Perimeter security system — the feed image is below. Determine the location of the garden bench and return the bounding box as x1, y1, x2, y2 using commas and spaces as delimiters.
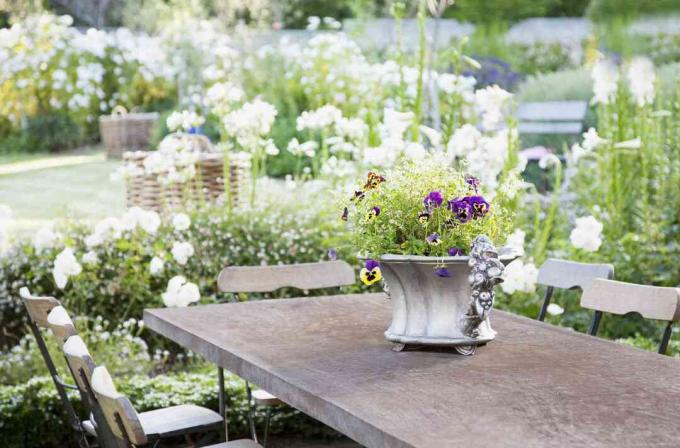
216, 260, 356, 447
517, 100, 588, 135
536, 258, 614, 321
582, 279, 680, 354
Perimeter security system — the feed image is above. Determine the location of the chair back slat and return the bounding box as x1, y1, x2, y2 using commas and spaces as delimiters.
581, 279, 680, 322
47, 306, 79, 345
538, 259, 614, 290
91, 366, 147, 446
217, 260, 355, 293
20, 288, 61, 328
63, 336, 96, 393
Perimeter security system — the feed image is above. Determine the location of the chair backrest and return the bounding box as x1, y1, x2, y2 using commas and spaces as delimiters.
517, 101, 588, 135
63, 335, 96, 396
581, 279, 680, 322
47, 305, 79, 345
217, 260, 355, 293
90, 365, 147, 446
20, 287, 61, 328
538, 259, 614, 290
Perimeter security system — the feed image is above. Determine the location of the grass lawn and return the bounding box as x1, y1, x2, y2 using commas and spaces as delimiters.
0, 149, 125, 237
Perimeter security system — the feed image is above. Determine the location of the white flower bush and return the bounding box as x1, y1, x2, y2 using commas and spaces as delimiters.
501, 260, 539, 295
171, 241, 195, 266
162, 276, 200, 307
52, 247, 82, 289
570, 216, 603, 252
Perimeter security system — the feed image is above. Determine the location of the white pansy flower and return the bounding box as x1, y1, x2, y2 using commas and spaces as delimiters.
547, 303, 565, 316
162, 276, 200, 307
627, 57, 655, 107
53, 247, 82, 289
33, 224, 59, 253
570, 216, 603, 252
171, 241, 195, 265
149, 256, 165, 276
501, 260, 539, 294
172, 213, 191, 231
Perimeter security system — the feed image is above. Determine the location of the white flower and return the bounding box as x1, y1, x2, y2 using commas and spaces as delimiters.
82, 250, 99, 266
33, 224, 59, 253
614, 137, 642, 149
569, 143, 589, 164
403, 142, 427, 161
475, 85, 512, 131
505, 229, 526, 257
162, 275, 200, 307
166, 110, 205, 133
582, 127, 607, 151
223, 100, 277, 148
306, 16, 321, 31
53, 247, 82, 289
171, 241, 195, 265
296, 104, 342, 131
547, 303, 565, 316
570, 216, 603, 252
149, 256, 165, 276
627, 57, 655, 107
264, 140, 280, 156
137, 209, 161, 234
501, 260, 539, 294
172, 213, 191, 231
591, 58, 619, 105
538, 153, 561, 170
447, 124, 481, 158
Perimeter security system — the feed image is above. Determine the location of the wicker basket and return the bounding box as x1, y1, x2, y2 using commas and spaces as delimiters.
123, 149, 251, 212
100, 106, 159, 158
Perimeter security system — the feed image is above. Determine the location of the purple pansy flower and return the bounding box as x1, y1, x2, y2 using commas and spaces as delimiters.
466, 176, 480, 193
448, 247, 464, 256
328, 248, 338, 261
423, 191, 444, 208
365, 259, 380, 271
366, 206, 381, 221
426, 232, 441, 245
447, 198, 473, 223
464, 195, 490, 218
435, 267, 451, 277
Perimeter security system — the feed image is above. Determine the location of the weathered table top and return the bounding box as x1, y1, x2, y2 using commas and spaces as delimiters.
144, 293, 680, 448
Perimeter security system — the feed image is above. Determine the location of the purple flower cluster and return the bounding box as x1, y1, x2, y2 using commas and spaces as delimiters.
447, 195, 490, 223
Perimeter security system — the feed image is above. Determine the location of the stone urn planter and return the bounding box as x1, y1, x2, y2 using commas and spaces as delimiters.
380, 236, 516, 355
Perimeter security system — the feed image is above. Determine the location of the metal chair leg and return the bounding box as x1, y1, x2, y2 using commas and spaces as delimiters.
537, 286, 554, 321
218, 367, 228, 441
659, 321, 673, 355
245, 381, 258, 443
262, 407, 272, 448
587, 310, 603, 336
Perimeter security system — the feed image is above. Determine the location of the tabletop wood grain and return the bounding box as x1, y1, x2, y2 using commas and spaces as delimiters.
144, 294, 680, 448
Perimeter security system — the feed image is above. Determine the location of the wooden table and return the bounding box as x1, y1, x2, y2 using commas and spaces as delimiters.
144, 293, 680, 448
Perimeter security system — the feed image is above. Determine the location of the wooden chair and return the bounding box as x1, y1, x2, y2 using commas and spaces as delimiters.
216, 261, 355, 446
517, 101, 588, 135
86, 361, 243, 447
19, 287, 91, 448
581, 279, 680, 355
536, 259, 614, 322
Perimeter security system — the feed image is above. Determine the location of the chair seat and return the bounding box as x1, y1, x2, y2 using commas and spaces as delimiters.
205, 440, 262, 447
252, 388, 283, 406
139, 404, 223, 437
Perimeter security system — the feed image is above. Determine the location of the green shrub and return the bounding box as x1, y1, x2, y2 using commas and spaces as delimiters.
0, 369, 337, 448
587, 0, 680, 21
446, 0, 589, 23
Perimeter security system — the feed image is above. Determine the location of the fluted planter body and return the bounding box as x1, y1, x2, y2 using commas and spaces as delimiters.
381, 256, 496, 347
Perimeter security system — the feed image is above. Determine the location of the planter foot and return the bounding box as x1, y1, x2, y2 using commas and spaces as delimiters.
392, 343, 407, 352
454, 345, 476, 356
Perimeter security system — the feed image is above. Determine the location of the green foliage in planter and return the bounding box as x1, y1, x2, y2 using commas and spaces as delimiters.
0, 369, 336, 448
344, 156, 514, 257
